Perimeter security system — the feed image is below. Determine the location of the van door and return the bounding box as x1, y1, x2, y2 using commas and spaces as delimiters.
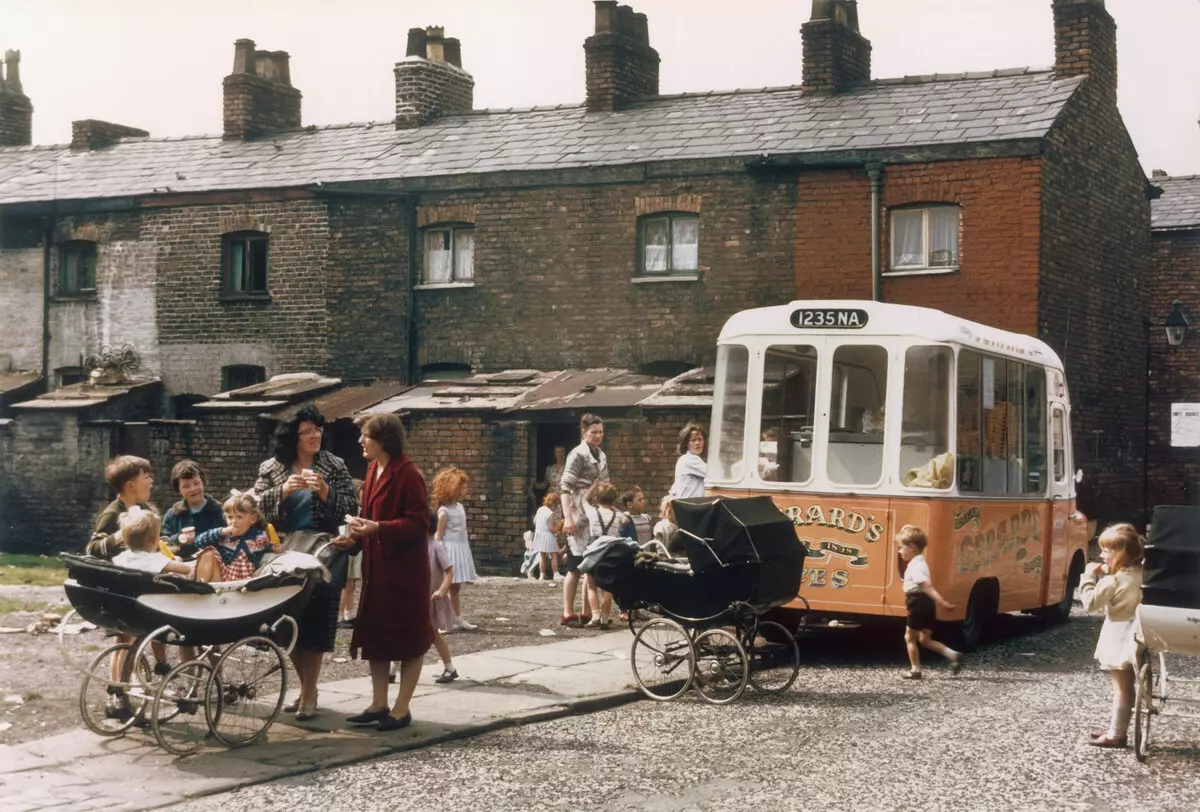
1044, 402, 1073, 606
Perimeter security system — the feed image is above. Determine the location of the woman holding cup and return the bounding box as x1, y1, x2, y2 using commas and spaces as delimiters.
254, 405, 359, 721
161, 460, 224, 556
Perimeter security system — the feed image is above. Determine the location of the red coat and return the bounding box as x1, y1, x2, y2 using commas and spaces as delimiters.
350, 454, 434, 662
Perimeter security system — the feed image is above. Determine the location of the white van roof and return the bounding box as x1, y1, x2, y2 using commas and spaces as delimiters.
718, 300, 1064, 371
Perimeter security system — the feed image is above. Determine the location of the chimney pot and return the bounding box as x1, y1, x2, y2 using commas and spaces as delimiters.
444, 37, 463, 68
232, 38, 256, 74
1151, 169, 1168, 179
632, 12, 649, 46
405, 28, 427, 57
425, 27, 446, 63
594, 0, 618, 34
223, 39, 301, 140
0, 48, 32, 146
3, 50, 22, 94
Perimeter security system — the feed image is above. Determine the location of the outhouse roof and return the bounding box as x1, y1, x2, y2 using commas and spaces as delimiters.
1151, 176, 1200, 231
0, 69, 1083, 205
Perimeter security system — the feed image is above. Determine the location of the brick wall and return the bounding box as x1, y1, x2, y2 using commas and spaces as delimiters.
70, 120, 149, 151
394, 60, 474, 129
584, 32, 659, 112
1147, 232, 1200, 508
147, 411, 273, 503
795, 157, 1042, 333
0, 246, 44, 371
801, 18, 872, 93
223, 73, 301, 141
1039, 69, 1150, 525
150, 199, 331, 394
412, 175, 797, 373
326, 198, 413, 382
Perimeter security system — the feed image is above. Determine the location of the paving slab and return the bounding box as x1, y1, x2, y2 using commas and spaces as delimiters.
1, 634, 643, 812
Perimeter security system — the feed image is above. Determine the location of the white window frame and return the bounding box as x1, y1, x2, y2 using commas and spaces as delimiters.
886, 205, 960, 276
419, 224, 475, 288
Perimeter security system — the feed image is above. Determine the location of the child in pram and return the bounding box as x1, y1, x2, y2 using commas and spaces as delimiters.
112, 508, 195, 577
192, 491, 279, 583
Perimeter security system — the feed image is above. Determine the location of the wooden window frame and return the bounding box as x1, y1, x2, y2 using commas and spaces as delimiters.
57, 241, 98, 297
221, 231, 270, 299
886, 205, 960, 275
419, 224, 475, 287
637, 212, 700, 278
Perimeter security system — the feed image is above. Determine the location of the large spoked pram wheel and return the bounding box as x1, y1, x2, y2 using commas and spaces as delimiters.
692, 628, 748, 705
152, 660, 215, 756
205, 636, 288, 748
631, 618, 695, 701
79, 642, 153, 736
742, 620, 800, 695
1134, 651, 1165, 763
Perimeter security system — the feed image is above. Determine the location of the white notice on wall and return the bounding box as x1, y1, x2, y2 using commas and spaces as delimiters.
982, 358, 996, 410
1171, 403, 1200, 448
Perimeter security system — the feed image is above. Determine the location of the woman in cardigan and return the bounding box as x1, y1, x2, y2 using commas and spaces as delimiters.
254, 404, 358, 721
342, 413, 433, 731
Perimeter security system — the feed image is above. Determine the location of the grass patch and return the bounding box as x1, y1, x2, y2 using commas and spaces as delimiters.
0, 597, 68, 615
0, 554, 69, 587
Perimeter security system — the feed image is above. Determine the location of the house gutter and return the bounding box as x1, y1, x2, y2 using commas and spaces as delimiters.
41, 211, 55, 388
866, 162, 883, 302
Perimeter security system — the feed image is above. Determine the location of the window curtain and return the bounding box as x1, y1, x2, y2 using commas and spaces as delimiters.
643, 218, 669, 273
672, 217, 699, 271
454, 229, 475, 280
929, 207, 959, 267
425, 230, 452, 283
892, 210, 925, 267
228, 241, 245, 291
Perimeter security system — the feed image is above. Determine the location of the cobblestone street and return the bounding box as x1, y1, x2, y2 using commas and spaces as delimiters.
177, 610, 1200, 812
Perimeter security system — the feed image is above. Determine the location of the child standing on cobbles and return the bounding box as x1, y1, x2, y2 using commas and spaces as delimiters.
429, 535, 459, 683
532, 491, 564, 581
620, 486, 653, 544
432, 467, 479, 632
1080, 522, 1144, 748
583, 483, 625, 629
897, 524, 963, 680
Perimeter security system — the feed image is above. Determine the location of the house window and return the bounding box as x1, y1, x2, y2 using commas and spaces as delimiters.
889, 205, 959, 272
640, 214, 699, 276
221, 364, 266, 392
56, 366, 85, 387
59, 242, 97, 295
423, 225, 474, 284
222, 232, 269, 296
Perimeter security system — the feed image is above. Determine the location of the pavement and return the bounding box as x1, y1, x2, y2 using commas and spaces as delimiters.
0, 629, 642, 812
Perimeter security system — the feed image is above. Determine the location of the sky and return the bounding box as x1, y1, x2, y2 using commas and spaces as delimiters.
1, 0, 1197, 175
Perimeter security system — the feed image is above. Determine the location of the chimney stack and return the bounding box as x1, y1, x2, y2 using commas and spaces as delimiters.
1053, 0, 1117, 107
222, 39, 302, 141
801, 0, 871, 94
71, 120, 149, 151
0, 50, 32, 147
584, 1, 659, 112
394, 26, 474, 130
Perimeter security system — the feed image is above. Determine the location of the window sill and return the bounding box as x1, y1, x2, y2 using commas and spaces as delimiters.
219, 292, 272, 302
632, 274, 700, 284
51, 291, 98, 302
883, 266, 959, 278
415, 281, 476, 290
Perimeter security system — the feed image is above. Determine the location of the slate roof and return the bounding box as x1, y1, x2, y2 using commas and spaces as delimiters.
0, 69, 1082, 205
1151, 176, 1200, 230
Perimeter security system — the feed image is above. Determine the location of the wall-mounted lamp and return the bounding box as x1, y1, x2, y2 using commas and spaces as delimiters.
1165, 300, 1190, 349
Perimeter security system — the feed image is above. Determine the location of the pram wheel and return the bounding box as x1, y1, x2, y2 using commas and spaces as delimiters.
631, 618, 695, 701
744, 620, 800, 695
205, 636, 287, 748
151, 660, 214, 756
1134, 657, 1155, 762
79, 642, 152, 736
58, 608, 107, 677
692, 628, 748, 705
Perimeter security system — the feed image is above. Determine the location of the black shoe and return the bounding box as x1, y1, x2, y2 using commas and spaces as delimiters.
153, 662, 172, 677
377, 712, 412, 731
346, 708, 391, 725
901, 671, 923, 680
435, 667, 459, 684
337, 618, 355, 629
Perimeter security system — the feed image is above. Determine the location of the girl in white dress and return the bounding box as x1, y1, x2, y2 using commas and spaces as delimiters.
432, 467, 479, 632
1079, 523, 1144, 748
532, 491, 563, 581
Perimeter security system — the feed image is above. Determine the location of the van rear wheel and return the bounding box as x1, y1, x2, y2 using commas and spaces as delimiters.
956, 581, 997, 651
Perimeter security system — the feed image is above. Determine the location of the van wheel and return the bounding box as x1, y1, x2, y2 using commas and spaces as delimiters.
1039, 555, 1084, 626
956, 581, 997, 652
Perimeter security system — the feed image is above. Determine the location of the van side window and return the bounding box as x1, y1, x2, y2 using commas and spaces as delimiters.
760, 345, 818, 483
827, 345, 888, 486
957, 350, 1048, 495
899, 346, 953, 489
1052, 407, 1066, 483
711, 344, 750, 481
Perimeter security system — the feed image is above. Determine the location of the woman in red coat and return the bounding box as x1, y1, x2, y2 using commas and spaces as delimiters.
341, 413, 433, 731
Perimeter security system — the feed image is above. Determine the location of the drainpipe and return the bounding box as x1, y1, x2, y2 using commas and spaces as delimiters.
866, 162, 884, 302
41, 212, 54, 390
406, 205, 417, 384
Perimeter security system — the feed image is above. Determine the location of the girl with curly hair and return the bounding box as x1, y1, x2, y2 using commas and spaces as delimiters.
432, 467, 479, 631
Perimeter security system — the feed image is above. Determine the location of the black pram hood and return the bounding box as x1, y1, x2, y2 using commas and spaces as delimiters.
672, 495, 803, 574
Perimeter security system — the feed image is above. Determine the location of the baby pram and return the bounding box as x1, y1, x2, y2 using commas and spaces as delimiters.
591, 495, 808, 704
59, 540, 336, 756
1132, 505, 1200, 761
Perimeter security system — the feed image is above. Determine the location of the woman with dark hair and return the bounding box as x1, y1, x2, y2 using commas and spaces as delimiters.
560, 413, 609, 626
341, 412, 432, 731
669, 421, 708, 499
254, 404, 358, 721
